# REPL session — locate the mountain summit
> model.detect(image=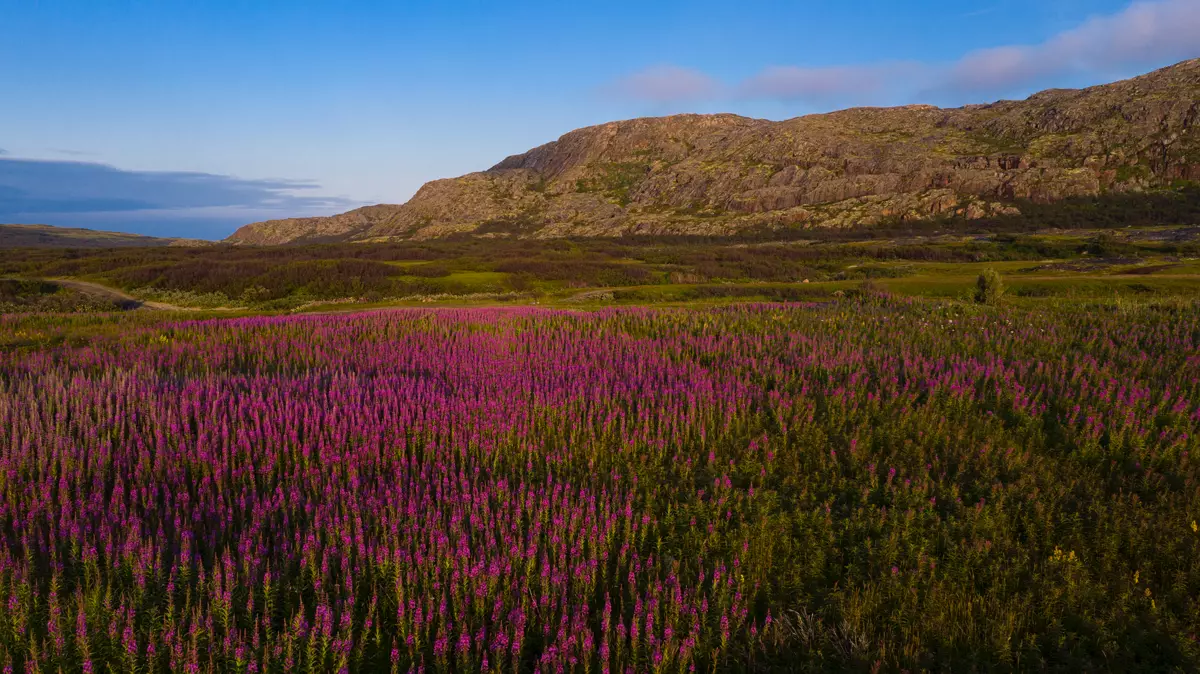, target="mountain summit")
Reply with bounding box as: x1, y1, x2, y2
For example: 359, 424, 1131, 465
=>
228, 59, 1200, 245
